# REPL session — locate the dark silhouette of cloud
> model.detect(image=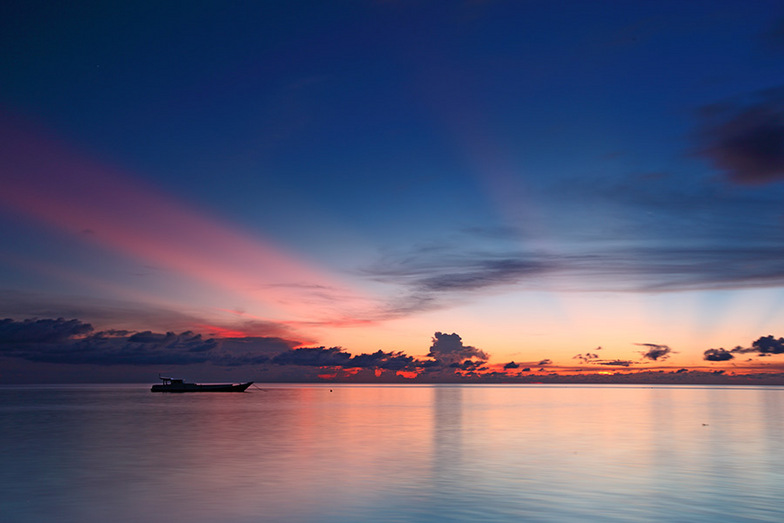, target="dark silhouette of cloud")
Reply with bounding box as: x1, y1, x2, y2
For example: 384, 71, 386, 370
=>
4, 318, 780, 383
348, 350, 418, 371
128, 331, 218, 353
450, 359, 487, 371
698, 90, 784, 184
271, 346, 352, 367
704, 348, 734, 361
731, 335, 784, 355
427, 332, 488, 366
0, 318, 295, 366
637, 343, 673, 361
0, 317, 92, 343
750, 334, 784, 354
573, 352, 599, 364
270, 346, 423, 372
597, 360, 635, 367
